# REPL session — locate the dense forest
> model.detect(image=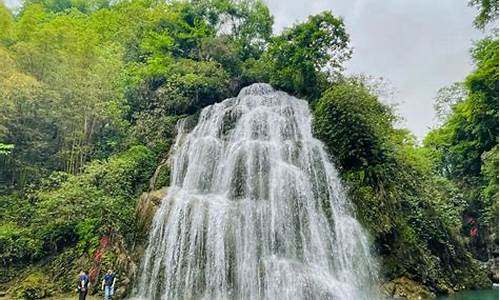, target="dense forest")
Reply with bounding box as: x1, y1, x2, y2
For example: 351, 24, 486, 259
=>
0, 0, 497, 299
